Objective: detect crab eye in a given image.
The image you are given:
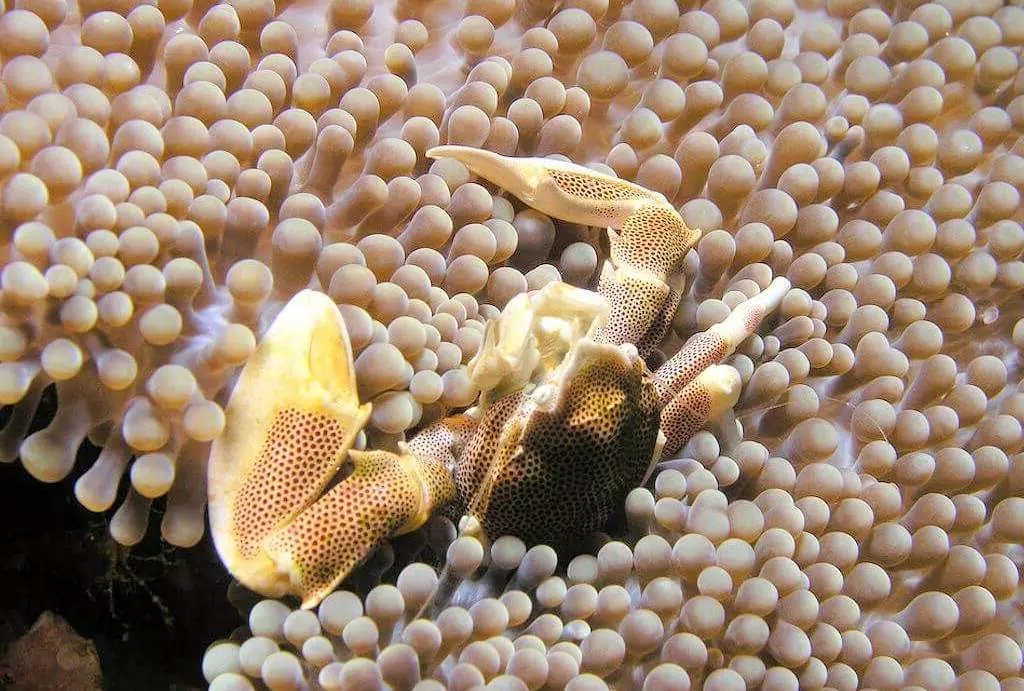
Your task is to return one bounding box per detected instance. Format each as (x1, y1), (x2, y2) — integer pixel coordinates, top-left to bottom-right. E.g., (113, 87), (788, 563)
(537, 315), (572, 340)
(620, 343), (640, 361)
(531, 383), (557, 407)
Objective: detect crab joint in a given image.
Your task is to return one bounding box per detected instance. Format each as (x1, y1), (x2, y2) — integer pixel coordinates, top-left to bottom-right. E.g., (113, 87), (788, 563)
(660, 364), (743, 459)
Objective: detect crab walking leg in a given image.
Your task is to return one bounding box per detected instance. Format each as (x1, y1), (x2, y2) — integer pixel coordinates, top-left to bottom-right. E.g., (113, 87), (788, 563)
(208, 290), (371, 600)
(659, 365), (742, 459)
(263, 448), (456, 609)
(653, 277), (792, 406)
(426, 145), (701, 355)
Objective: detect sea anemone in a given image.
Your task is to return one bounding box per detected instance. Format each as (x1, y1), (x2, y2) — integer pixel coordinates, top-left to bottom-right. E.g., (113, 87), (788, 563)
(0, 0), (1022, 688)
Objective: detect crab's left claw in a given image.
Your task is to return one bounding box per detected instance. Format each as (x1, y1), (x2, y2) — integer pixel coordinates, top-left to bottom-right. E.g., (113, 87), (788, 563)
(426, 145), (666, 232)
(208, 289), (372, 603)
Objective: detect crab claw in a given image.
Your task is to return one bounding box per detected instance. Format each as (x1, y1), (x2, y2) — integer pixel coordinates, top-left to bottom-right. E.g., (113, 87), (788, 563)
(208, 289), (371, 603)
(262, 447), (453, 608)
(426, 145), (666, 229)
(428, 146), (702, 355)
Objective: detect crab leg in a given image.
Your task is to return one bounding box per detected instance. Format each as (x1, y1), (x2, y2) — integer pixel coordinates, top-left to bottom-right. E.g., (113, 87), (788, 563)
(208, 289), (457, 608)
(654, 277), (791, 458)
(659, 365), (743, 459)
(426, 146), (701, 356)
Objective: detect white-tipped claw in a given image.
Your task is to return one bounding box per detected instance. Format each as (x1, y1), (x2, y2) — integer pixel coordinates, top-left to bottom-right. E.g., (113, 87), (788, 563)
(427, 145), (662, 229)
(427, 145), (544, 205)
(208, 289), (371, 600)
(700, 364), (744, 417)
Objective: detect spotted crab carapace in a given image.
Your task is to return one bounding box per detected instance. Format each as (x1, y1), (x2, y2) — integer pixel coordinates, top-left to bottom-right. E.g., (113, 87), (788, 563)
(207, 146), (791, 608)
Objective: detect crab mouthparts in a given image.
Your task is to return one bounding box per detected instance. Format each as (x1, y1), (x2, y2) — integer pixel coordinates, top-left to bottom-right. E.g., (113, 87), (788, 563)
(466, 282), (611, 406)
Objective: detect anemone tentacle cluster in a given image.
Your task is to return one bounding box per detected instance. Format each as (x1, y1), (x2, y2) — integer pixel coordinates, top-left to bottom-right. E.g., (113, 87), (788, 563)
(0, 0), (1022, 688)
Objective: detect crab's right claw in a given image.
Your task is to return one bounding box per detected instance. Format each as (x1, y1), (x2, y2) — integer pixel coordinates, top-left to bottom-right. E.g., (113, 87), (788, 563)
(208, 289), (372, 603)
(426, 145), (666, 229)
(263, 448), (454, 608)
(427, 146), (701, 354)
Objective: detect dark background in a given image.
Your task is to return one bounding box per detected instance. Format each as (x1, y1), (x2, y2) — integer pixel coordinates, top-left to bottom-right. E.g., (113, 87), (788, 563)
(0, 389), (240, 691)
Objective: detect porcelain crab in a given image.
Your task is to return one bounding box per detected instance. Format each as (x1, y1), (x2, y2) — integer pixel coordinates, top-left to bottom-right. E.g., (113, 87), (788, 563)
(208, 146), (791, 608)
